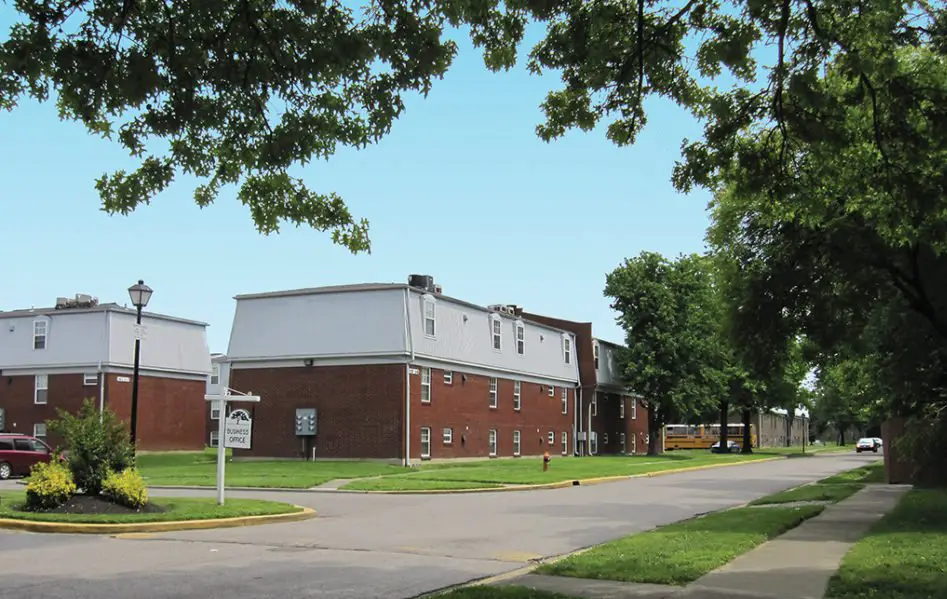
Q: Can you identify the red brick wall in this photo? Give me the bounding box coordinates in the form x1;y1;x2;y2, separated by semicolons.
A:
0;372;205;451
412;366;574;460
228;364;405;459
587;391;649;455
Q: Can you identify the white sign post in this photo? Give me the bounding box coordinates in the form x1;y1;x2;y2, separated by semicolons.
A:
204;388;261;506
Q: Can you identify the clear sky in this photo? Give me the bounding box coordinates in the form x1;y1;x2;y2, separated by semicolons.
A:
0;16;711;353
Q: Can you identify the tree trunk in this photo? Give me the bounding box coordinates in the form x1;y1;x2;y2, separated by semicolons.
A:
717;400;729;453
647;408;663;456
839;428;847;446
741;408;754;454
785;414;793;448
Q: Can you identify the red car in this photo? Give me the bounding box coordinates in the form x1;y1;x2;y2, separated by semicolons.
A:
0;433;57;479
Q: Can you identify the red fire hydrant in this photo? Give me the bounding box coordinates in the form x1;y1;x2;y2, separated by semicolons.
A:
543;450;551;472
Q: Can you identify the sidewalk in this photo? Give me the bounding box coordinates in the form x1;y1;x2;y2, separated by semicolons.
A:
489;484;910;599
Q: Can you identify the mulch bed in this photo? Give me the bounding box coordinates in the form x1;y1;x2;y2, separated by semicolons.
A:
40;494;166;515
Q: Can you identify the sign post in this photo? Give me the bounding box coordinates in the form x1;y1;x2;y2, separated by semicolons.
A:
204;388;261;506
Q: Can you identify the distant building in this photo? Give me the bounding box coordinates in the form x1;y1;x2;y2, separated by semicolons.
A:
521;313;649;455
224;275;581;462
205;353;231;448
0;293;212;450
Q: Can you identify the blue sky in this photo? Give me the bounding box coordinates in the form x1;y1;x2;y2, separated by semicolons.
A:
0;16;712;353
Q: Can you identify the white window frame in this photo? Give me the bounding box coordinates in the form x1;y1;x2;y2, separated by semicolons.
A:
513;430;521;456
444;370;453;385
561;431;568;455
548;384;555;397
443;427;453;445
547;431;555;445
593;342;600;370
592;394;599;416
513;380;521;411
33;423;47;438
34;374;48;405
209;431;219;447
603;432;609;446
631;400;637;420
420;367;432;403
620;399;625;419
83;373;98;386
420;426;431;458
621;432;626;453
632;434;637;454
563;335;572;364
33;318;48;350
489;429;498;457
590;432;598;455
210;403;221;420
491;315;502;351
561;388;568;414
489;377;498;408
210;364;220;386
423;297;436;338
515;321;525;355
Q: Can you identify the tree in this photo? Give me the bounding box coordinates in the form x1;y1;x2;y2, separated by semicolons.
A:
1;0;458;251
604;251;719;455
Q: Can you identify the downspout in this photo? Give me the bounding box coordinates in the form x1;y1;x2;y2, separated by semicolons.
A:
574;387;581;456
402;288;415;467
98;360;105;423
588;396;594;455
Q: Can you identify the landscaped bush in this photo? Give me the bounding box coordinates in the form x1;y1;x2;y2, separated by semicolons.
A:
48;399;134;495
102;468;149;509
25;460;77;510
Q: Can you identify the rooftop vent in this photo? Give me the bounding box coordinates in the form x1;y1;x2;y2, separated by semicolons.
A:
408;274;436;293
55;294;100;310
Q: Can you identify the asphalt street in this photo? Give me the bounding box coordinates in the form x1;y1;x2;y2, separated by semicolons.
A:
0;452;879;599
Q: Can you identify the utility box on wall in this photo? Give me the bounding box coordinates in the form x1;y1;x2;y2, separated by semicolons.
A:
295;408;317;437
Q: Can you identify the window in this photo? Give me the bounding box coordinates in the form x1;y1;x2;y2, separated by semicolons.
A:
33;319;47;350
14;439;33;451
33;423;47;439
513;430;521;456
515;322;525;355
210;402;221;420
631;434;637;454
423;297;436;337
563;336;572;364
561;388;568;414
420;367;432;403
592;394;599;416
489;377;498;408
420;427;431;458
593;343;600;370
491;316;502;351
561;431;568;455
603;432;609;446
513;381;521;411
83;373;98;386
443;427;453;445
0;439;12;450
548;385;555;397
547;431;555;445
489;429;497;456
34;374;48;404
620;399;625;419
621;433;626;453
210;364;220;386
590;432;598;455
631;400;637;420
209;431;219;447
444;370;453;385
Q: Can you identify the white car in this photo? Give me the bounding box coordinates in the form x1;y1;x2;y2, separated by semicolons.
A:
710;440;741;453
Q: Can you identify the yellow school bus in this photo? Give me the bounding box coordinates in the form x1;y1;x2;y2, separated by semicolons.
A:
664;423;757;450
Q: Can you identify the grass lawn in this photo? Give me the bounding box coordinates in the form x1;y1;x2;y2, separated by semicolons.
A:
0;491;301;524
751;462;884;506
435;588;575;599
343;451;791;491
820;461;886;485
826;488;947;599
137;450;406;488
537;504;824;586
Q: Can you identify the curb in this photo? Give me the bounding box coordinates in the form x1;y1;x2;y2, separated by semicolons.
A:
148;485;321;493
0;505;316;535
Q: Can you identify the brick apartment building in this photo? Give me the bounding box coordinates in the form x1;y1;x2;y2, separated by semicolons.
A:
0;293;212;450
222;275;581;462
522;313;649;455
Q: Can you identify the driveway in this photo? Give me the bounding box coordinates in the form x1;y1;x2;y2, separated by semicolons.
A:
0;452;878;599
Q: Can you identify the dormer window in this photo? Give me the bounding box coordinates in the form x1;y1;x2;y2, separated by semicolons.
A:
33;318;48;350
563;335;572;364
210;364;220;386
422;295;436;338
515;321;525;355
593;342;600;370
490;314;502;351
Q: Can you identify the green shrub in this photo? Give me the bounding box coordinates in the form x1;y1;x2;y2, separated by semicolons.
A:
25;460;77;510
102;468;149;509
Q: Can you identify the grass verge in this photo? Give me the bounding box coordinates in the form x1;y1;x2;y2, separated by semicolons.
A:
751;462;884;506
435;588;575;599
0;491;301;524
826;488;947;599
537;504;824;586
137;450;405;488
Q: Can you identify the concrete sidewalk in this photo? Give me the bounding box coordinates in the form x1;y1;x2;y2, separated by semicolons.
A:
490;483;910;599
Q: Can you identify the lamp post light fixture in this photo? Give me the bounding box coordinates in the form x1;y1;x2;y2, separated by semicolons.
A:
127;280;153;449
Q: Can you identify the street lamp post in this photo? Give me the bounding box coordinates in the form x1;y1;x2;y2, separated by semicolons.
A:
127;280;154;448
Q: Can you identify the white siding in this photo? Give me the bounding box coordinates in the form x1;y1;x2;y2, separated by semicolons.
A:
108;312;211;376
595;341;625;387
206;356;231;396
227;289;408;361
408;290;579;384
0;311;109;369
